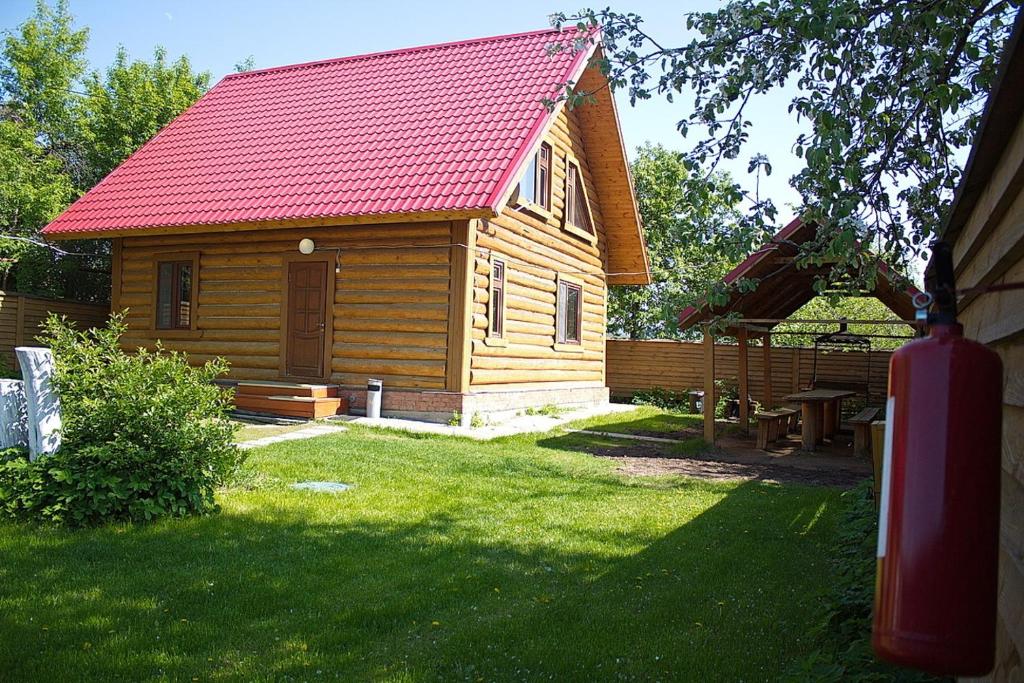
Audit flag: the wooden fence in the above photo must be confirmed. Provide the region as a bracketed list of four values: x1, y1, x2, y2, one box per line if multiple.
[0, 291, 110, 370]
[606, 339, 893, 406]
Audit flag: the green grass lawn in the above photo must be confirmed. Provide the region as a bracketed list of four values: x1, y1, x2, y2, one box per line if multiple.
[567, 406, 712, 456]
[568, 405, 704, 436]
[0, 409, 843, 681]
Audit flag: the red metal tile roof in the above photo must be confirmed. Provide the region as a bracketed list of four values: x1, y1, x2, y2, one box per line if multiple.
[43, 28, 594, 236]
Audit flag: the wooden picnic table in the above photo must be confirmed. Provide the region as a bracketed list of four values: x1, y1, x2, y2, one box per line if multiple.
[784, 388, 858, 451]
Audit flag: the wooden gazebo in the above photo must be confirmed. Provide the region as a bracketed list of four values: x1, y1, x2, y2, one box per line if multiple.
[678, 218, 921, 443]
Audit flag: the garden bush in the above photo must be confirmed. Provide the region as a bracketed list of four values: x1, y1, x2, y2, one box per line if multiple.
[631, 387, 692, 412]
[788, 481, 947, 682]
[0, 314, 243, 526]
[0, 354, 19, 379]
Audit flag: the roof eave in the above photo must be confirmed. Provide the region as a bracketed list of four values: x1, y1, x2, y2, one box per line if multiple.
[597, 47, 650, 286]
[42, 207, 495, 241]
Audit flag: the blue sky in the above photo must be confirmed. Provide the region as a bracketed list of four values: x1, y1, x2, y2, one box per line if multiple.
[1, 0, 806, 223]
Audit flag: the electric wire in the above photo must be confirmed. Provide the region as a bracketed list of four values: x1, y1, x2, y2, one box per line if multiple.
[10, 233, 1023, 298]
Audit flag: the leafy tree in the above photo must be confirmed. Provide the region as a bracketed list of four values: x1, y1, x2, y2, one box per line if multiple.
[0, 0, 88, 183]
[608, 144, 747, 339]
[553, 1, 1020, 297]
[0, 119, 74, 289]
[234, 55, 256, 73]
[0, 0, 91, 297]
[773, 296, 915, 350]
[80, 46, 210, 185]
[0, 1, 209, 300]
[0, 0, 90, 297]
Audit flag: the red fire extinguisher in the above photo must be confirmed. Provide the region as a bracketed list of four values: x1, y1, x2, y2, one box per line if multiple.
[873, 242, 1003, 676]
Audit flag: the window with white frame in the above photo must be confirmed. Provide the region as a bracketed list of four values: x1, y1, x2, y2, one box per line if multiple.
[517, 142, 552, 211]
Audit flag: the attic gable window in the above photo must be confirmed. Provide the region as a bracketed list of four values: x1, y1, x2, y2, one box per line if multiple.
[563, 156, 596, 243]
[517, 142, 552, 213]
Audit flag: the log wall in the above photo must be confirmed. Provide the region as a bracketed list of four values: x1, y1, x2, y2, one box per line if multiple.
[109, 105, 637, 400]
[469, 106, 609, 390]
[0, 291, 110, 371]
[952, 109, 1024, 683]
[606, 339, 893, 406]
[116, 222, 455, 390]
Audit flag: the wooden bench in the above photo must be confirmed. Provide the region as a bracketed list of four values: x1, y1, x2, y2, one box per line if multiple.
[777, 406, 800, 433]
[849, 406, 882, 456]
[755, 408, 798, 449]
[755, 412, 782, 449]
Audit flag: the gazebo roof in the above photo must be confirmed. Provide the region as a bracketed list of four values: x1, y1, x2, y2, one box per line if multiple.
[678, 218, 921, 334]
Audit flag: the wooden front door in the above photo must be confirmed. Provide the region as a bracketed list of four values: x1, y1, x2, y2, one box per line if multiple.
[285, 260, 329, 378]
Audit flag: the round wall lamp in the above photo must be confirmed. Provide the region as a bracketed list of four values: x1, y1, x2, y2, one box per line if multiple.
[298, 238, 315, 255]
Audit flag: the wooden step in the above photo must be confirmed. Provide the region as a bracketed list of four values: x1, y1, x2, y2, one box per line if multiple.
[235, 381, 339, 399]
[234, 394, 348, 419]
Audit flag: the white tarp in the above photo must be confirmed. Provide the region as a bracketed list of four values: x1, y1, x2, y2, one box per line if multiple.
[0, 379, 28, 450]
[15, 347, 61, 460]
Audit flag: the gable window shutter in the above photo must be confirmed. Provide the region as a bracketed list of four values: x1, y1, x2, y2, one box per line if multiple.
[571, 166, 593, 234]
[566, 165, 577, 226]
[538, 143, 551, 210]
[562, 160, 594, 237]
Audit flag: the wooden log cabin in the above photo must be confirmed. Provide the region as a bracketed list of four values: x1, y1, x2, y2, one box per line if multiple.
[41, 28, 649, 423]
[929, 11, 1024, 681]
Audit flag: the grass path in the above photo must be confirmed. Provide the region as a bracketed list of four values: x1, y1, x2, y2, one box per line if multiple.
[0, 410, 842, 681]
[232, 420, 315, 444]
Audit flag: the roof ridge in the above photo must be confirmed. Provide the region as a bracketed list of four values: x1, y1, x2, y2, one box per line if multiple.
[223, 26, 580, 81]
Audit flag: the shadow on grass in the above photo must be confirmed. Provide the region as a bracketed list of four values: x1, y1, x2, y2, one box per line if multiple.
[0, 479, 838, 681]
[537, 428, 867, 488]
[571, 412, 703, 438]
[537, 426, 710, 461]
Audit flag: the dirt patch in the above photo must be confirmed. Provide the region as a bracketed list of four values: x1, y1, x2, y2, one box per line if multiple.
[613, 427, 703, 441]
[585, 441, 868, 488]
[607, 453, 867, 487]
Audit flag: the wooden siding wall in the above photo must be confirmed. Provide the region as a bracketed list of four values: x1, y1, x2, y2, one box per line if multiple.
[116, 222, 453, 389]
[0, 291, 110, 370]
[606, 339, 893, 406]
[953, 114, 1024, 683]
[470, 106, 608, 390]
[574, 61, 648, 283]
